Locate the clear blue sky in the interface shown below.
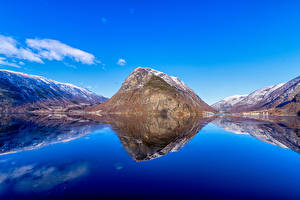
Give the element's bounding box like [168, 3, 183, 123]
[0, 0, 299, 104]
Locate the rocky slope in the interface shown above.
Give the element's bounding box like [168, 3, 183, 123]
[213, 83, 284, 113]
[0, 70, 107, 113]
[86, 67, 214, 117]
[212, 94, 247, 112]
[261, 76, 300, 116]
[229, 83, 285, 113]
[213, 75, 300, 116]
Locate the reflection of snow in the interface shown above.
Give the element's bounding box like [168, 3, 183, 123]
[213, 118, 289, 148]
[0, 120, 105, 156]
[0, 162, 89, 192]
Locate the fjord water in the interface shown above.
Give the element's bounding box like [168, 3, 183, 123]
[0, 114, 299, 199]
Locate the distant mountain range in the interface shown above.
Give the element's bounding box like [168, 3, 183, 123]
[0, 68, 299, 116]
[0, 70, 107, 113]
[212, 76, 300, 116]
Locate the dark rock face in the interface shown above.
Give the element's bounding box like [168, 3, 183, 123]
[86, 67, 214, 117]
[0, 70, 107, 113]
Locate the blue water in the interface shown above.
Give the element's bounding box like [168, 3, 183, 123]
[0, 115, 299, 199]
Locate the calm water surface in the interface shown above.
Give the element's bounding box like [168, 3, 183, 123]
[0, 114, 299, 199]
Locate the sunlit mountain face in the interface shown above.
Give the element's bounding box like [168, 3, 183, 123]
[0, 114, 299, 199]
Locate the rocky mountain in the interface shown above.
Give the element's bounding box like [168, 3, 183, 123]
[213, 83, 284, 113]
[86, 67, 215, 117]
[261, 76, 300, 116]
[212, 94, 247, 112]
[0, 69, 107, 113]
[213, 75, 300, 116]
[229, 83, 285, 113]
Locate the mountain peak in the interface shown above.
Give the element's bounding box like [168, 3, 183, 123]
[86, 67, 215, 116]
[212, 94, 248, 112]
[121, 67, 189, 93]
[0, 69, 93, 94]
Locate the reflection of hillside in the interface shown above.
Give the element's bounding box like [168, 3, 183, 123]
[0, 114, 104, 155]
[213, 117, 300, 154]
[106, 115, 215, 161]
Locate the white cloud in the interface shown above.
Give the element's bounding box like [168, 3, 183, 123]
[0, 35, 98, 67]
[0, 57, 21, 68]
[117, 58, 126, 66]
[26, 38, 96, 65]
[0, 35, 43, 63]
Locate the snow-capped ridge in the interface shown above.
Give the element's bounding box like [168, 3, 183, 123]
[223, 94, 248, 101]
[242, 83, 285, 105]
[213, 82, 287, 113]
[129, 67, 190, 92]
[0, 69, 106, 113]
[212, 94, 248, 112]
[0, 69, 94, 96]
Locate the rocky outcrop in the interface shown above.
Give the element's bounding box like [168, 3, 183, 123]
[86, 67, 214, 117]
[0, 70, 107, 113]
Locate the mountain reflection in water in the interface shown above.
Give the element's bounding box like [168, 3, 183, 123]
[104, 115, 215, 161]
[0, 114, 299, 199]
[0, 114, 300, 158]
[213, 116, 300, 154]
[0, 114, 104, 155]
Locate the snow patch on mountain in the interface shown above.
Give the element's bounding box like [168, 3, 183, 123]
[263, 76, 300, 106]
[213, 83, 286, 113]
[212, 94, 247, 112]
[240, 83, 285, 106]
[127, 67, 191, 92]
[0, 69, 100, 100]
[213, 118, 288, 148]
